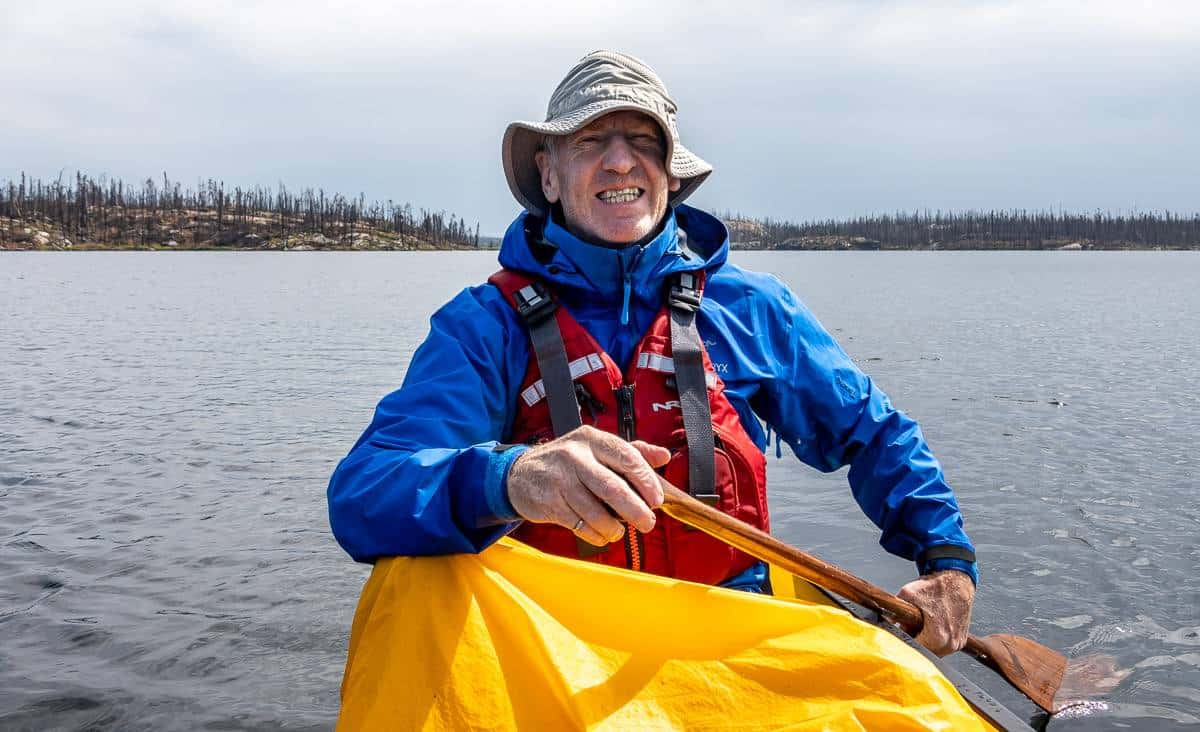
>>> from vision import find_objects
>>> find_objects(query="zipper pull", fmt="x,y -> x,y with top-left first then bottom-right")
616,384 -> 636,440
620,274 -> 632,326
574,382 -> 605,422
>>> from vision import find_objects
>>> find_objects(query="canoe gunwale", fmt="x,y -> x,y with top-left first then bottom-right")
807,583 -> 1036,732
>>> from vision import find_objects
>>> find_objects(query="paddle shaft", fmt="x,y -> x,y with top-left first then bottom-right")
658,481 -> 924,631
658,479 -> 1064,713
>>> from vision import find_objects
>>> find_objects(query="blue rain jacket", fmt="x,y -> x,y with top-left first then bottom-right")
328,205 -> 977,585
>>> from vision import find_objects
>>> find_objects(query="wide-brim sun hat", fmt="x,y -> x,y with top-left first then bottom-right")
503,49 -> 712,217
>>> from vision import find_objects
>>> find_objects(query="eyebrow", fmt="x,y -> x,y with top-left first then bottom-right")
576,122 -> 660,136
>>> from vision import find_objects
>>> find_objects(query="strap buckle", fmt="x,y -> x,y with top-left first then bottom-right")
514,283 -> 556,325
682,492 -> 721,530
668,272 -> 702,312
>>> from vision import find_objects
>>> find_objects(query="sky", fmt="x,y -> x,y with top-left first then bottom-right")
2,0 -> 1198,235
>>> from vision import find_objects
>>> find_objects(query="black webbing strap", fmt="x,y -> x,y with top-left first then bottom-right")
668,272 -> 718,505
512,282 -> 582,438
917,545 -> 978,565
512,279 -> 603,558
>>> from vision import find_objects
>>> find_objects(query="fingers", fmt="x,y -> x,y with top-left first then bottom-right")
587,431 -> 664,512
899,583 -> 951,655
631,439 -> 671,468
901,587 -> 953,656
574,457 -> 656,533
506,427 -> 667,536
895,583 -> 920,606
915,622 -> 956,657
897,583 -> 943,654
898,574 -> 973,657
563,484 -> 625,546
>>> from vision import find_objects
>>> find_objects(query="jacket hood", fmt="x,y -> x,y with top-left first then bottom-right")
497,204 -> 730,311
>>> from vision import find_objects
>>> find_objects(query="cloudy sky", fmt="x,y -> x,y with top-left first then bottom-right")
3,0 -> 1197,235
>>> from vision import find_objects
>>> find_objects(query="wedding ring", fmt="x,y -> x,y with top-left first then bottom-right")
572,518 -> 586,532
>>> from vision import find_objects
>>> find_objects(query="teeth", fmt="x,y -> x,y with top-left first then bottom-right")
599,187 -> 642,203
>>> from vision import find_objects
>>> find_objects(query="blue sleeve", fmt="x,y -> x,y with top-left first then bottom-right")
326,285 -> 529,563
755,278 -> 978,585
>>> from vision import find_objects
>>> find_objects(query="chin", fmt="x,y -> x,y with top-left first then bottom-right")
608,225 -> 648,241
598,216 -> 656,244
597,228 -> 648,246
569,206 -> 662,246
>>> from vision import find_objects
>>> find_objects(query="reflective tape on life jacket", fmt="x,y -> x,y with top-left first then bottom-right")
635,352 -> 718,389
487,267 -> 770,585
521,353 -> 606,407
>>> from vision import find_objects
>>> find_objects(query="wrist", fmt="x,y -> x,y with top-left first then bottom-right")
485,443 -> 527,522
921,558 -> 978,587
917,544 -> 978,587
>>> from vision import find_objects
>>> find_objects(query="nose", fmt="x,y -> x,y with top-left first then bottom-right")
600,135 -> 637,176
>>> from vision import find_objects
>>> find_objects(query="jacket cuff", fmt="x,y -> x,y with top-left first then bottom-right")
483,444 -> 527,523
919,557 -> 979,587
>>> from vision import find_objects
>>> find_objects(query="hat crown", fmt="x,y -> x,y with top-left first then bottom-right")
501,50 -> 711,217
546,50 -> 679,133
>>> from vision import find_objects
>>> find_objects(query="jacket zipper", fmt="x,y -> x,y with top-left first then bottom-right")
619,248 -> 643,326
615,384 -> 643,571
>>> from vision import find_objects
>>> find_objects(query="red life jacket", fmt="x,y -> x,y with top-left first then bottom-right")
488,268 -> 769,586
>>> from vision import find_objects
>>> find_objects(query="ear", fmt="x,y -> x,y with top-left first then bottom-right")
535,150 -> 560,204
668,175 -> 681,193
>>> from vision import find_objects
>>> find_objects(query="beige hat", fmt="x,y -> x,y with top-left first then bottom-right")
502,50 -> 712,217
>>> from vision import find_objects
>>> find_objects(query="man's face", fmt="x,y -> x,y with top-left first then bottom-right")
535,111 -> 681,247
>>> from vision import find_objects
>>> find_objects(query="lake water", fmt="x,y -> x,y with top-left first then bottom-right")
1,251 -> 1197,730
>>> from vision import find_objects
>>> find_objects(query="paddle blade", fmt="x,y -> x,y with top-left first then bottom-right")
971,633 -> 1066,713
1058,653 -> 1130,700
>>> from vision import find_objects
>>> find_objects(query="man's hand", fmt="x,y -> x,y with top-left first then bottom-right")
896,570 -> 975,656
507,426 -> 671,547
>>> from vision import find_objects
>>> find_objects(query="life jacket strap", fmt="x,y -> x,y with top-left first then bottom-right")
513,283 -> 556,325
668,271 -> 718,505
511,281 -> 585,440
510,279 -> 605,558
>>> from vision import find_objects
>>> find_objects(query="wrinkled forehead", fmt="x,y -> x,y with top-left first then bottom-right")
570,110 -> 664,140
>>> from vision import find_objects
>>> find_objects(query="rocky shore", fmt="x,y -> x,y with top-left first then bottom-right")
723,218 -> 1199,251
0,212 -> 474,251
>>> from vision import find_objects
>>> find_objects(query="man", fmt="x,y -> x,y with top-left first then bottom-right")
328,50 -> 976,655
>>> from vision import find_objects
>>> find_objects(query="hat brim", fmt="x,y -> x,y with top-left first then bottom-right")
503,99 -> 712,217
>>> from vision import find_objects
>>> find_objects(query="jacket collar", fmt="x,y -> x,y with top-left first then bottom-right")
497,204 -> 730,309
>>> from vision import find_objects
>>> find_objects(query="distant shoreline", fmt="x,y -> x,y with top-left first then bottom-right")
4,241 -> 1197,252
0,241 -> 481,252
1,173 -> 482,253
5,173 -> 1198,253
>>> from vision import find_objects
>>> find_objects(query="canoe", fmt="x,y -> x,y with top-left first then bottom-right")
336,538 -> 1032,731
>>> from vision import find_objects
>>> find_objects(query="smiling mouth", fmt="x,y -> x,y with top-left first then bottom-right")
597,187 -> 644,204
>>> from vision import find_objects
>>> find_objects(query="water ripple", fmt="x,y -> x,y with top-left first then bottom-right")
2,251 -> 1197,730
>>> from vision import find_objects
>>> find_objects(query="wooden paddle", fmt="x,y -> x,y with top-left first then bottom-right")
658,479 -> 1066,714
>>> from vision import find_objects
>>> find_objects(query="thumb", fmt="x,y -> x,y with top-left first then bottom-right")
896,579 -> 923,605
631,440 -> 671,468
